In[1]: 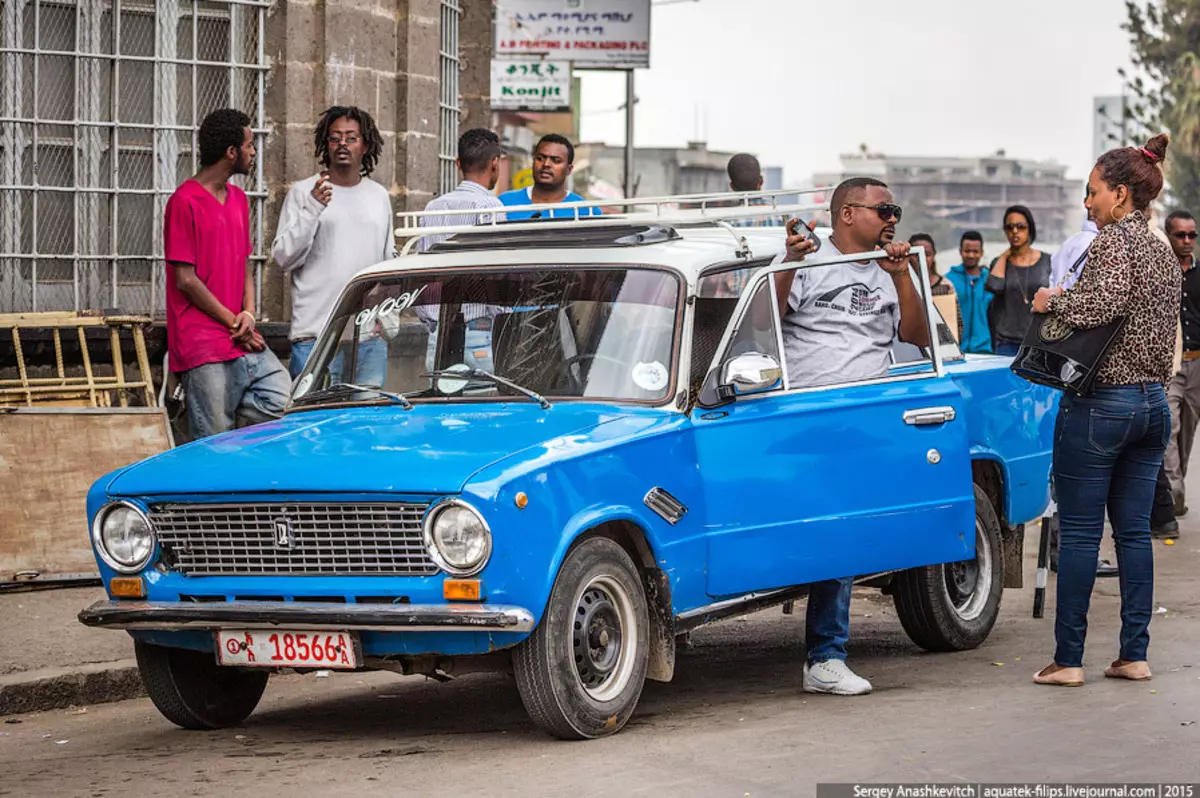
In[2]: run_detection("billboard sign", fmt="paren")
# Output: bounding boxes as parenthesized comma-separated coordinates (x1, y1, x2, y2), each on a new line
(491, 59, 572, 112)
(495, 0, 651, 70)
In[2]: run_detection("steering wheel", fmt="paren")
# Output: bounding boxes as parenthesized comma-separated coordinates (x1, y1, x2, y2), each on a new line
(556, 354, 628, 394)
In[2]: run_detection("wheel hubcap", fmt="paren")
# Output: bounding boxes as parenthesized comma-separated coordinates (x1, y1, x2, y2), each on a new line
(571, 575, 637, 702)
(942, 519, 993, 621)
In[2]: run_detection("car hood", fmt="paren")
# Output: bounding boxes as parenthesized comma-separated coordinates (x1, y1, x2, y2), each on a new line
(107, 403, 643, 497)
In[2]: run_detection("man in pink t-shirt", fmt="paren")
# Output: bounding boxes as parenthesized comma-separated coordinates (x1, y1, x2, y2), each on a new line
(164, 108, 289, 439)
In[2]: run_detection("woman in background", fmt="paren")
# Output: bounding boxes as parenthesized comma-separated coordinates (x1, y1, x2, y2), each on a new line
(986, 205, 1052, 354)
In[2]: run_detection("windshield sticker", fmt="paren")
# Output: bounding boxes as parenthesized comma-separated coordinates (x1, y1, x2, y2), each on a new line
(631, 361, 668, 392)
(356, 285, 428, 329)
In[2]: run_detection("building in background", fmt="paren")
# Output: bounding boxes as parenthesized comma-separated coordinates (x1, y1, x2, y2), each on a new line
(576, 141, 782, 199)
(0, 0, 492, 322)
(1093, 95, 1129, 162)
(813, 149, 1083, 247)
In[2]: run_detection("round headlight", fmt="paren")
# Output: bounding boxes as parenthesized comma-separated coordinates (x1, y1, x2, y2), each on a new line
(424, 500, 492, 576)
(92, 502, 155, 573)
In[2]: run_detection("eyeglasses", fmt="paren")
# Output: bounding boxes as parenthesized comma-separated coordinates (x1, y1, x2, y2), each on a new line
(1004, 223, 1029, 232)
(326, 135, 360, 146)
(846, 202, 903, 222)
(1173, 231, 1199, 241)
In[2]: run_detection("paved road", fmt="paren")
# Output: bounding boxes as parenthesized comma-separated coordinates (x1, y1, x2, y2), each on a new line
(2, 526, 1198, 797)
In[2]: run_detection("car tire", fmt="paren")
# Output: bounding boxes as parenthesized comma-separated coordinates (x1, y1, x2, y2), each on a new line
(512, 536, 649, 740)
(892, 484, 1004, 652)
(135, 640, 269, 730)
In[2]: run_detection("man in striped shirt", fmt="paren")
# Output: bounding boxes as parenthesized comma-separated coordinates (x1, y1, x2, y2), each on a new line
(417, 128, 506, 372)
(417, 128, 505, 252)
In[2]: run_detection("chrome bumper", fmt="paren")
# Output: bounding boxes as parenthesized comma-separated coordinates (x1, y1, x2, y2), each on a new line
(78, 600, 535, 633)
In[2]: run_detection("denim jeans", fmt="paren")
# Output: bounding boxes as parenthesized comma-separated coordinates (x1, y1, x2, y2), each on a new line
(806, 577, 853, 664)
(994, 340, 1021, 357)
(290, 337, 388, 388)
(181, 349, 291, 440)
(1052, 383, 1169, 667)
(423, 328, 494, 373)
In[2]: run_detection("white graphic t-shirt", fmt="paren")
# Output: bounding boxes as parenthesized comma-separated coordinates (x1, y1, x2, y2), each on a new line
(779, 237, 901, 388)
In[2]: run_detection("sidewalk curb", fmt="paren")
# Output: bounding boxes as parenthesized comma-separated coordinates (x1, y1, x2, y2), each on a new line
(0, 660, 144, 716)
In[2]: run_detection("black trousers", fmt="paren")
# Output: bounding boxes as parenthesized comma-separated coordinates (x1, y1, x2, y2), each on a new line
(1151, 464, 1176, 529)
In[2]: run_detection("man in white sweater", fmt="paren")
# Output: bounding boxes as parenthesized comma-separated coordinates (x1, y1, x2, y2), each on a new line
(272, 106, 395, 386)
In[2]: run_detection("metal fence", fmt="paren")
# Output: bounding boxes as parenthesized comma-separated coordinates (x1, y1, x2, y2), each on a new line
(437, 0, 460, 196)
(0, 0, 270, 316)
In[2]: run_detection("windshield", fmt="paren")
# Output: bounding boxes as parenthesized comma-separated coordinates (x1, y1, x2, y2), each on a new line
(290, 266, 682, 409)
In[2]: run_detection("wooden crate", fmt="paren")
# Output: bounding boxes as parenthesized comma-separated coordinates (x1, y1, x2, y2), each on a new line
(0, 408, 172, 579)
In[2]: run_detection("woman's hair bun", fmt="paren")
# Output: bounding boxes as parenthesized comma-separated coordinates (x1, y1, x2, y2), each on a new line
(1143, 133, 1170, 163)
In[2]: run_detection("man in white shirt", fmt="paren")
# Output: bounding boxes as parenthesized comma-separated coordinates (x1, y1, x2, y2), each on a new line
(272, 106, 395, 386)
(1049, 217, 1099, 289)
(773, 177, 929, 696)
(416, 129, 506, 373)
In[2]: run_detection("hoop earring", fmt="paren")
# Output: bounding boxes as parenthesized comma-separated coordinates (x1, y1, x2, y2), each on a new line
(1112, 204, 1129, 222)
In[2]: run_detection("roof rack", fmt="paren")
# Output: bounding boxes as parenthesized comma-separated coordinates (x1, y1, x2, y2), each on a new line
(393, 188, 829, 256)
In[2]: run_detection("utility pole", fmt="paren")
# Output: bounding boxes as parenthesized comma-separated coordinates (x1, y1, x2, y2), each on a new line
(624, 70, 636, 199)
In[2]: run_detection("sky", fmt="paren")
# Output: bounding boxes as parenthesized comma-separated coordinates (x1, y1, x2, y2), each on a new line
(577, 0, 1136, 185)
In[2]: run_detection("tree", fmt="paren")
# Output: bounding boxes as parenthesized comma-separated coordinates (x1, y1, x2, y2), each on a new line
(1123, 1, 1200, 211)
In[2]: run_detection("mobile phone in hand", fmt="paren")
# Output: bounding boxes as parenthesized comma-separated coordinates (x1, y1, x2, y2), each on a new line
(786, 216, 821, 253)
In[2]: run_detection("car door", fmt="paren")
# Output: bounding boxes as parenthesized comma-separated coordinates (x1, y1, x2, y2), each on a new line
(690, 257, 976, 598)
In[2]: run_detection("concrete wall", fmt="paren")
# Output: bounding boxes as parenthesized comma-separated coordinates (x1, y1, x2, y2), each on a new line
(259, 0, 492, 322)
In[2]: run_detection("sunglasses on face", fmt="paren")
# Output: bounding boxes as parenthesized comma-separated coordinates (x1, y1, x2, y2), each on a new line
(1004, 223, 1029, 232)
(846, 202, 903, 223)
(1173, 231, 1199, 241)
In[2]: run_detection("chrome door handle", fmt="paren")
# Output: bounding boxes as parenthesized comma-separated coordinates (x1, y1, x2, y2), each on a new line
(903, 406, 957, 426)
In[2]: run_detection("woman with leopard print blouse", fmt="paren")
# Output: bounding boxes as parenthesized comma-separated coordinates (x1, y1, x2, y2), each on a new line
(1029, 134, 1181, 688)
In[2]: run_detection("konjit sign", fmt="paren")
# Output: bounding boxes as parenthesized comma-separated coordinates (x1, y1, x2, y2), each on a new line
(492, 59, 573, 112)
(495, 0, 651, 70)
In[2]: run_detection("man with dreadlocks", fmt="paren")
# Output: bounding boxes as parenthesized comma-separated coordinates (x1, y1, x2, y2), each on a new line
(272, 105, 395, 385)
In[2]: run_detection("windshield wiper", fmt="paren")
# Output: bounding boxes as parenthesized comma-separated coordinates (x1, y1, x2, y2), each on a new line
(293, 382, 413, 410)
(424, 368, 552, 410)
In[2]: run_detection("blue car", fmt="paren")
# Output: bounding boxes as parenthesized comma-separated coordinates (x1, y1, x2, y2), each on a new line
(79, 216, 1057, 739)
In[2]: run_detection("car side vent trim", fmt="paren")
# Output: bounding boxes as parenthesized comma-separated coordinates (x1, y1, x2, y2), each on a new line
(645, 488, 687, 525)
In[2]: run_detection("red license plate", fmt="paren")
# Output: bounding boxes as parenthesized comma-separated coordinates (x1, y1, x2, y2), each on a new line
(216, 629, 359, 669)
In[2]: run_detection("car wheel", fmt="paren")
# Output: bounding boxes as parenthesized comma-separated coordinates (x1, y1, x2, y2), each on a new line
(513, 536, 649, 739)
(135, 640, 268, 730)
(892, 484, 1004, 652)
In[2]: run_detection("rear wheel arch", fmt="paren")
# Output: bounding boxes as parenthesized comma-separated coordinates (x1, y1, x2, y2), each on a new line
(972, 458, 1023, 589)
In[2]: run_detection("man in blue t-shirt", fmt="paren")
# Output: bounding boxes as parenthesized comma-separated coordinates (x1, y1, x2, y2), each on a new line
(945, 230, 993, 354)
(499, 134, 600, 220)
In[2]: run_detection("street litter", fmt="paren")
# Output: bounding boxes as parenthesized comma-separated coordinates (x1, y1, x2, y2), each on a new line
(1164, 539, 1175, 546)
(991, 662, 1004, 667)
(1182, 721, 1195, 726)
(316, 670, 331, 678)
(41, 734, 50, 739)
(1155, 607, 1169, 615)
(54, 740, 69, 745)
(1150, 690, 1158, 694)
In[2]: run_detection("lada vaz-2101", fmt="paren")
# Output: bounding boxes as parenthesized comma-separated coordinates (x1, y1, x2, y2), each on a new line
(80, 217, 1056, 739)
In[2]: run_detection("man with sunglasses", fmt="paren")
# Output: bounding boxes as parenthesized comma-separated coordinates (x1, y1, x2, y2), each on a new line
(1163, 209, 1199, 530)
(272, 106, 395, 385)
(772, 177, 930, 696)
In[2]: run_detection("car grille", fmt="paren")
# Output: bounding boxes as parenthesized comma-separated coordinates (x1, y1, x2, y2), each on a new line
(149, 503, 438, 577)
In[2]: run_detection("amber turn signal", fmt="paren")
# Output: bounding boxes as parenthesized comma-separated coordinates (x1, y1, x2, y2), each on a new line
(109, 577, 145, 599)
(443, 579, 482, 601)
(514, 491, 529, 509)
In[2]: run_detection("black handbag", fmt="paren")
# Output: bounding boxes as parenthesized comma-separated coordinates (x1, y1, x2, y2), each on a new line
(1010, 242, 1128, 396)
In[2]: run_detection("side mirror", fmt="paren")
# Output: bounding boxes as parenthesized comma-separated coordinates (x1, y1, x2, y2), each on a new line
(698, 352, 783, 408)
(721, 352, 783, 396)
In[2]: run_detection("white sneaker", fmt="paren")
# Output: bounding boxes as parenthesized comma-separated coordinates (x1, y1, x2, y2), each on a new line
(802, 659, 873, 696)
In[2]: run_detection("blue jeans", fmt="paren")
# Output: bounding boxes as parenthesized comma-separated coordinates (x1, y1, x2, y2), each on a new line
(1052, 384, 1169, 667)
(181, 349, 291, 440)
(423, 327, 494, 373)
(994, 340, 1021, 356)
(806, 577, 852, 664)
(290, 337, 388, 388)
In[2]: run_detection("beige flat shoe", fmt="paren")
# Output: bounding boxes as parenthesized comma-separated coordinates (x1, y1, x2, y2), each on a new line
(1104, 659, 1152, 681)
(1033, 663, 1085, 686)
